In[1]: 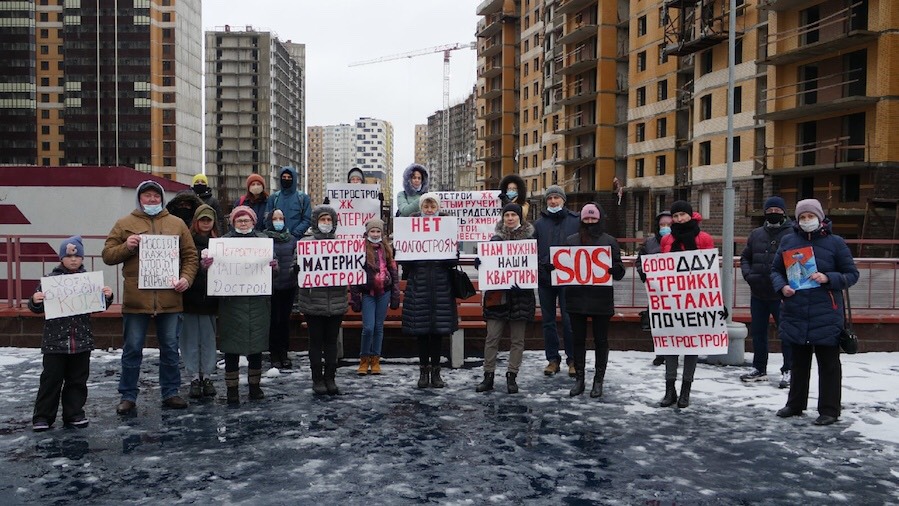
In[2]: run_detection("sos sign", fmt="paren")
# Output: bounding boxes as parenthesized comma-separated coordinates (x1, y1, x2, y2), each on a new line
(550, 246, 613, 286)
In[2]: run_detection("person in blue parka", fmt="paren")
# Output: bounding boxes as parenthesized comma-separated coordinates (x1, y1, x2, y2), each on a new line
(265, 166, 311, 240)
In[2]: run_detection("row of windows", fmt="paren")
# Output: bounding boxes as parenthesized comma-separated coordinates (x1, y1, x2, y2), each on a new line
(634, 117, 667, 142)
(634, 79, 667, 106)
(633, 136, 744, 177)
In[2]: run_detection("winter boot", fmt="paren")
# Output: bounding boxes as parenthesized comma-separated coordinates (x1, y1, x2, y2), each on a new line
(225, 371, 240, 405)
(312, 366, 328, 396)
(324, 365, 340, 395)
(569, 370, 586, 397)
(202, 377, 216, 397)
(677, 381, 692, 408)
(357, 356, 370, 376)
(590, 375, 604, 398)
(188, 378, 202, 399)
(417, 366, 431, 389)
(370, 356, 381, 375)
(248, 369, 264, 400)
(476, 371, 495, 393)
(506, 371, 519, 394)
(430, 366, 446, 388)
(659, 380, 678, 407)
(280, 352, 292, 370)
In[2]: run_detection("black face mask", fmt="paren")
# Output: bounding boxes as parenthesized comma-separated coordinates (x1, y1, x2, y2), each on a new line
(173, 207, 194, 223)
(765, 213, 784, 225)
(280, 178, 292, 190)
(193, 184, 208, 194)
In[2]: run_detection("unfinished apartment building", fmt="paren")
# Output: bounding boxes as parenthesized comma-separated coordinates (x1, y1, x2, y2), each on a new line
(426, 91, 477, 191)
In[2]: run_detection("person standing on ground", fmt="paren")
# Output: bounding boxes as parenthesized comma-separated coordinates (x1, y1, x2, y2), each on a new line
(191, 173, 224, 234)
(395, 164, 428, 217)
(266, 209, 298, 370)
(771, 199, 858, 426)
(102, 180, 197, 414)
(265, 166, 312, 240)
(740, 196, 794, 388)
(533, 185, 580, 377)
(181, 205, 219, 400)
(636, 210, 672, 367)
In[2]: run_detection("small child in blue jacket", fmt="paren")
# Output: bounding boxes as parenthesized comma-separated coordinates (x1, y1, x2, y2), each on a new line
(28, 236, 113, 431)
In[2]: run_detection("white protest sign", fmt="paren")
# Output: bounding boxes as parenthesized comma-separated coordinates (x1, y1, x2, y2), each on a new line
(393, 216, 459, 261)
(296, 238, 367, 288)
(642, 249, 728, 355)
(435, 191, 501, 242)
(40, 271, 106, 320)
(477, 240, 538, 290)
(207, 238, 273, 296)
(550, 246, 614, 286)
(138, 235, 179, 289)
(326, 183, 381, 239)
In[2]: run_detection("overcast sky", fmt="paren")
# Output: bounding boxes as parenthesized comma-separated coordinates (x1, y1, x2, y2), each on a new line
(203, 0, 480, 192)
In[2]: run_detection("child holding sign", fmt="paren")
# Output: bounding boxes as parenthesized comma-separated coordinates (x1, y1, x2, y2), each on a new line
(658, 201, 715, 408)
(29, 236, 113, 431)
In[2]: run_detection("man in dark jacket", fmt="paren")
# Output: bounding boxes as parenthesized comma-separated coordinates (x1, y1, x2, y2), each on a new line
(265, 166, 312, 241)
(740, 196, 794, 388)
(191, 173, 225, 235)
(636, 210, 672, 366)
(533, 185, 580, 376)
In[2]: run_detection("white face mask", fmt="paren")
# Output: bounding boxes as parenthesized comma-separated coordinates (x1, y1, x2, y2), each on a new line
(249, 184, 263, 195)
(799, 218, 820, 232)
(547, 205, 563, 214)
(236, 226, 253, 234)
(318, 223, 333, 234)
(367, 236, 382, 244)
(143, 204, 163, 216)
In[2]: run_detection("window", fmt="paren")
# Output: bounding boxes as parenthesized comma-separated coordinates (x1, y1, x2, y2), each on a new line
(40, 45, 49, 55)
(41, 93, 50, 102)
(659, 45, 668, 65)
(658, 80, 668, 100)
(700, 94, 712, 120)
(523, 133, 528, 145)
(801, 6, 820, 45)
(656, 155, 667, 175)
(655, 194, 667, 215)
(799, 177, 814, 200)
(701, 49, 713, 75)
(636, 158, 645, 177)
(41, 61, 49, 70)
(41, 125, 50, 135)
(638, 16, 647, 36)
(730, 135, 741, 162)
(41, 110, 50, 119)
(734, 37, 743, 64)
(700, 191, 711, 218)
(637, 51, 647, 72)
(699, 141, 712, 165)
(841, 174, 860, 202)
(42, 141, 50, 150)
(635, 194, 645, 232)
(636, 123, 645, 142)
(524, 87, 529, 100)
(659, 6, 668, 27)
(636, 87, 646, 106)
(524, 63, 529, 76)
(733, 86, 742, 114)
(41, 77, 49, 86)
(657, 117, 667, 138)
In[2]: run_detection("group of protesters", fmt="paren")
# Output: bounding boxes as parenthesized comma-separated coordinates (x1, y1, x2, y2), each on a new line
(28, 162, 858, 432)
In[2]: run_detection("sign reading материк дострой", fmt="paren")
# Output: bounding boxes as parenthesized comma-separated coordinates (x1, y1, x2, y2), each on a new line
(642, 249, 729, 355)
(325, 183, 381, 240)
(206, 238, 273, 296)
(295, 238, 367, 288)
(392, 216, 459, 261)
(138, 235, 179, 289)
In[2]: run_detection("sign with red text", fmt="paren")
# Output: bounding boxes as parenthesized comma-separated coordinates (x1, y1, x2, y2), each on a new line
(138, 235, 179, 289)
(477, 240, 538, 290)
(207, 238, 273, 296)
(326, 183, 381, 239)
(393, 216, 459, 261)
(40, 271, 107, 320)
(435, 191, 501, 242)
(549, 246, 613, 286)
(641, 249, 728, 355)
(296, 238, 366, 287)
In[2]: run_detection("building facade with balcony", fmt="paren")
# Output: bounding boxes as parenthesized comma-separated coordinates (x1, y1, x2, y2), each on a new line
(414, 124, 429, 165)
(426, 91, 477, 191)
(307, 125, 325, 203)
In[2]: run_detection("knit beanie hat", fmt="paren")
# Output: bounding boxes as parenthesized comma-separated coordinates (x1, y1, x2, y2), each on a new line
(230, 205, 257, 226)
(795, 199, 825, 221)
(764, 196, 786, 212)
(192, 173, 208, 186)
(58, 235, 84, 259)
(246, 173, 265, 190)
(365, 218, 384, 233)
(670, 200, 693, 216)
(544, 185, 567, 202)
(580, 203, 601, 221)
(501, 203, 523, 222)
(419, 192, 441, 209)
(347, 167, 365, 183)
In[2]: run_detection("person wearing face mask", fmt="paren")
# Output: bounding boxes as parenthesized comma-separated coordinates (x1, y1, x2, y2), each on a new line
(191, 174, 224, 235)
(563, 203, 625, 398)
(297, 206, 349, 395)
(739, 196, 794, 388)
(770, 199, 858, 426)
(395, 163, 429, 217)
(165, 190, 203, 229)
(350, 218, 400, 375)
(498, 174, 530, 220)
(474, 203, 535, 394)
(266, 209, 298, 370)
(265, 166, 312, 241)
(233, 173, 269, 232)
(658, 200, 715, 409)
(636, 210, 672, 367)
(533, 185, 580, 377)
(102, 180, 198, 414)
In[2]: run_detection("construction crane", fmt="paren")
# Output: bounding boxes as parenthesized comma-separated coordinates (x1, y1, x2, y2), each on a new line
(349, 42, 476, 188)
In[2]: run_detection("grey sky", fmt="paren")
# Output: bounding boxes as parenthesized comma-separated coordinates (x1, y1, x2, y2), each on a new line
(203, 0, 480, 192)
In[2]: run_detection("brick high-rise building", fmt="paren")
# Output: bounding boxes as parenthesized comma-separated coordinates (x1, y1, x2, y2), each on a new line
(414, 124, 429, 165)
(311, 118, 394, 199)
(307, 126, 325, 203)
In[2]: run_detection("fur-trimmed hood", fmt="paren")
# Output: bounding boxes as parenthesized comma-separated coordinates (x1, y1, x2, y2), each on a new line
(493, 219, 535, 241)
(499, 174, 527, 206)
(402, 163, 429, 195)
(310, 205, 338, 239)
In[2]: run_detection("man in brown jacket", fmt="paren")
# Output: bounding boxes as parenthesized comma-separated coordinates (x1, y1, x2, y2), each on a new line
(103, 180, 198, 414)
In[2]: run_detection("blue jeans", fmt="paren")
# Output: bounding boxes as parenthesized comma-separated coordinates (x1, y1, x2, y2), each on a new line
(120, 312, 182, 402)
(750, 296, 792, 374)
(360, 292, 390, 357)
(179, 313, 217, 377)
(538, 284, 573, 364)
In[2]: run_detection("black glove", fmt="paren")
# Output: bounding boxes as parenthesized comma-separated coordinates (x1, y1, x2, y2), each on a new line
(291, 264, 300, 277)
(639, 272, 647, 283)
(509, 283, 523, 292)
(378, 192, 385, 202)
(473, 257, 482, 270)
(322, 197, 330, 205)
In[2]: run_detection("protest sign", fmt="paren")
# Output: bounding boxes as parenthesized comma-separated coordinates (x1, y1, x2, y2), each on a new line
(434, 191, 501, 242)
(549, 246, 613, 286)
(641, 249, 728, 355)
(783, 246, 819, 290)
(296, 238, 367, 288)
(40, 271, 106, 320)
(477, 240, 538, 290)
(326, 183, 381, 239)
(207, 238, 273, 296)
(138, 235, 179, 289)
(393, 216, 459, 261)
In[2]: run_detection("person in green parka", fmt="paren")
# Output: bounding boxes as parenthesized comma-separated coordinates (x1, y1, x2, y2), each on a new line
(395, 163, 428, 217)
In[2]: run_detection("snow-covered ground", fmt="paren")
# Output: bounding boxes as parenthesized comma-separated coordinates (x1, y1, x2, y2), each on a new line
(0, 348, 896, 504)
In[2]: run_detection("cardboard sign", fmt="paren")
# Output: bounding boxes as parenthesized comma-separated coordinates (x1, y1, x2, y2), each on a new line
(434, 191, 501, 242)
(326, 183, 381, 239)
(641, 249, 728, 355)
(296, 238, 367, 288)
(206, 238, 273, 296)
(477, 240, 538, 290)
(138, 235, 179, 289)
(40, 271, 106, 320)
(393, 216, 459, 261)
(550, 246, 613, 286)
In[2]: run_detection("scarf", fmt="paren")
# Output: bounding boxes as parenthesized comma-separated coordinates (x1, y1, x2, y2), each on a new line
(670, 219, 700, 251)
